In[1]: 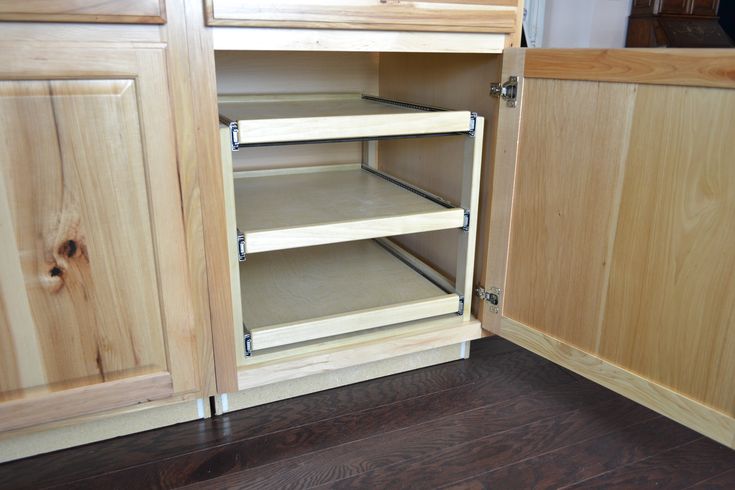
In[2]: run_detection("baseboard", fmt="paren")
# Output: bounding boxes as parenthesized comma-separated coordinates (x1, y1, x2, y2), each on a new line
(215, 342, 469, 414)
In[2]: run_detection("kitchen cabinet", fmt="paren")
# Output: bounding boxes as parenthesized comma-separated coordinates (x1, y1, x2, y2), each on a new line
(206, 39, 735, 451)
(1, 0, 734, 462)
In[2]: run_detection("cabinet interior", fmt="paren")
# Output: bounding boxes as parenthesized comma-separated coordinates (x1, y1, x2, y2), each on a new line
(214, 50, 500, 369)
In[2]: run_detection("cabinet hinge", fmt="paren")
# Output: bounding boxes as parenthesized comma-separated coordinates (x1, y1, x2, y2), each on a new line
(490, 76, 519, 108)
(468, 112, 478, 137)
(237, 229, 246, 262)
(476, 286, 502, 314)
(462, 210, 471, 232)
(230, 122, 240, 151)
(458, 296, 465, 316)
(244, 332, 252, 357)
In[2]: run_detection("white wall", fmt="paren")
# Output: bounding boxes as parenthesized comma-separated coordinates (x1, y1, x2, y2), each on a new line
(528, 0, 633, 48)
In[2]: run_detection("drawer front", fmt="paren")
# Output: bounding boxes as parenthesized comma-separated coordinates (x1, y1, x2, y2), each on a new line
(205, 0, 519, 33)
(0, 0, 165, 24)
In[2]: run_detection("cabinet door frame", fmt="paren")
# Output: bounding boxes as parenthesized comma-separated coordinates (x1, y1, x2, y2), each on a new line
(203, 0, 519, 33)
(480, 48, 735, 449)
(0, 45, 201, 432)
(0, 0, 166, 24)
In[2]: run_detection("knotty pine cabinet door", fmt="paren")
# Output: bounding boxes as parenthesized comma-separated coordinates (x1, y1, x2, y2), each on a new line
(480, 48, 735, 448)
(0, 45, 202, 432)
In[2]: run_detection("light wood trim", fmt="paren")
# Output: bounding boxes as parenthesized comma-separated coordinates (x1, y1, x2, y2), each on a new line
(162, 0, 221, 395)
(250, 295, 460, 350)
(479, 48, 525, 330)
(496, 318, 735, 449)
(233, 163, 361, 179)
(238, 316, 482, 391)
(0, 396, 202, 463)
(219, 128, 245, 367)
(456, 116, 484, 320)
(0, 0, 166, 24)
(524, 49, 735, 89)
(0, 373, 173, 433)
(212, 27, 506, 53)
(505, 0, 524, 47)
(205, 0, 517, 33)
(172, 0, 239, 394)
(221, 94, 472, 145)
(237, 112, 472, 145)
(245, 211, 465, 254)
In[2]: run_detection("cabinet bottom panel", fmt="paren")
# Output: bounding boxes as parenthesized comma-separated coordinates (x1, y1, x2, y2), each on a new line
(237, 315, 481, 391)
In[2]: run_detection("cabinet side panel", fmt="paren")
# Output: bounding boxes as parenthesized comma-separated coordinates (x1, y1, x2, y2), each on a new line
(0, 80, 167, 398)
(377, 53, 500, 281)
(599, 84, 735, 415)
(503, 78, 636, 353)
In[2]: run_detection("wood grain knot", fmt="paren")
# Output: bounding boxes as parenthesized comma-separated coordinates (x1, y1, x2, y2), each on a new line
(49, 266, 63, 277)
(59, 239, 78, 258)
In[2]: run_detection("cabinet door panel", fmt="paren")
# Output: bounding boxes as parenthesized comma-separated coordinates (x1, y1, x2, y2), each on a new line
(0, 46, 199, 431)
(481, 48, 735, 449)
(658, 0, 690, 14)
(691, 0, 719, 16)
(204, 0, 519, 33)
(0, 0, 165, 24)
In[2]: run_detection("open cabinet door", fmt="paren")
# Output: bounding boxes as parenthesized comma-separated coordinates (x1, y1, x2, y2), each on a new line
(480, 48, 735, 448)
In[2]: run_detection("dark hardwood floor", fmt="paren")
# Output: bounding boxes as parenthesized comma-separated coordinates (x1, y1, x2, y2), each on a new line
(1, 337, 733, 489)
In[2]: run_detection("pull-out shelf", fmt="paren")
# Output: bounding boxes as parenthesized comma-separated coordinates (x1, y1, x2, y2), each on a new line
(240, 240, 461, 351)
(219, 93, 474, 146)
(234, 165, 465, 254)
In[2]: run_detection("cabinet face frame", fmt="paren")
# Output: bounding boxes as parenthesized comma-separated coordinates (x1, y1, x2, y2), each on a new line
(0, 45, 202, 432)
(481, 48, 735, 449)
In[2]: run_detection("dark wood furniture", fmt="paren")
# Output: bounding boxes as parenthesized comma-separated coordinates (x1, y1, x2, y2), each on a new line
(626, 0, 733, 47)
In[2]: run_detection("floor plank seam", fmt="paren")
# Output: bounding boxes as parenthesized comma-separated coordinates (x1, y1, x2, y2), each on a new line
(433, 414, 675, 490)
(556, 437, 705, 490)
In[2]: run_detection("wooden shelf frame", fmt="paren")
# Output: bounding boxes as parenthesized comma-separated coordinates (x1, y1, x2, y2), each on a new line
(219, 113, 484, 358)
(232, 164, 466, 254)
(219, 93, 474, 146)
(239, 240, 461, 352)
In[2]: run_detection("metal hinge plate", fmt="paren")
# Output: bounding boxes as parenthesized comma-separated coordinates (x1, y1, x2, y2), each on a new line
(458, 296, 465, 316)
(230, 122, 240, 151)
(468, 112, 478, 137)
(490, 76, 519, 108)
(476, 286, 502, 314)
(237, 229, 246, 262)
(462, 210, 471, 232)
(244, 332, 252, 357)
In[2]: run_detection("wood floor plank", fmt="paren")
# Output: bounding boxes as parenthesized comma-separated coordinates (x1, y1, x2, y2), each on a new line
(0, 338, 523, 489)
(440, 416, 701, 490)
(317, 395, 659, 489)
(687, 468, 735, 489)
(58, 348, 581, 489)
(563, 438, 735, 489)
(179, 380, 621, 489)
(2, 337, 731, 490)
